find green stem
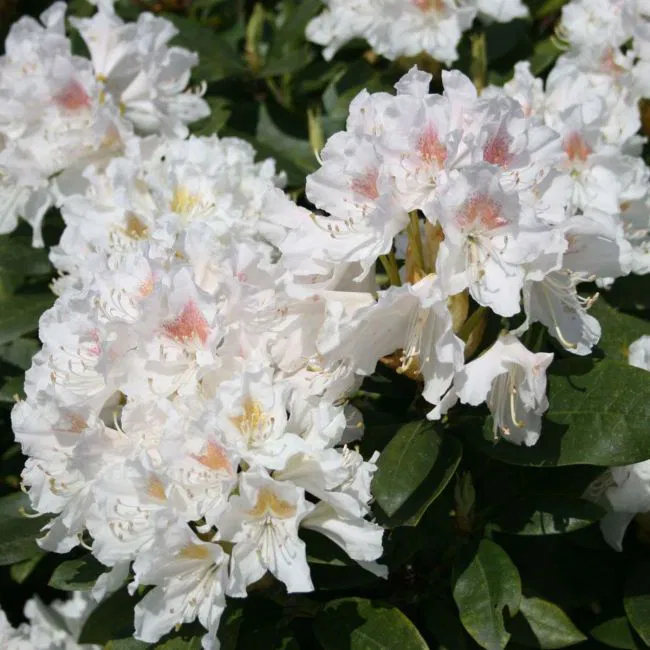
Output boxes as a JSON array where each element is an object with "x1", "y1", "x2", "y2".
[
  {"x1": 379, "y1": 253, "x2": 402, "y2": 287},
  {"x1": 459, "y1": 306, "x2": 488, "y2": 342}
]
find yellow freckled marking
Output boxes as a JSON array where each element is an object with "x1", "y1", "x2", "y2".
[
  {"x1": 248, "y1": 488, "x2": 296, "y2": 519},
  {"x1": 231, "y1": 400, "x2": 269, "y2": 437},
  {"x1": 193, "y1": 441, "x2": 233, "y2": 475},
  {"x1": 170, "y1": 186, "x2": 201, "y2": 214},
  {"x1": 125, "y1": 213, "x2": 149, "y2": 239},
  {"x1": 147, "y1": 476, "x2": 167, "y2": 501},
  {"x1": 180, "y1": 544, "x2": 211, "y2": 560}
]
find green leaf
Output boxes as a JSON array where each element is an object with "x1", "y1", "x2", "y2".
[
  {"x1": 489, "y1": 495, "x2": 605, "y2": 536},
  {"x1": 420, "y1": 598, "x2": 468, "y2": 650},
  {"x1": 260, "y1": 0, "x2": 321, "y2": 77},
  {"x1": 510, "y1": 596, "x2": 587, "y2": 648},
  {"x1": 372, "y1": 421, "x2": 462, "y2": 526},
  {"x1": 485, "y1": 20, "x2": 529, "y2": 63},
  {"x1": 49, "y1": 554, "x2": 107, "y2": 591},
  {"x1": 624, "y1": 561, "x2": 650, "y2": 646},
  {"x1": 9, "y1": 551, "x2": 45, "y2": 583},
  {"x1": 452, "y1": 539, "x2": 521, "y2": 650},
  {"x1": 168, "y1": 16, "x2": 246, "y2": 82},
  {"x1": 217, "y1": 605, "x2": 244, "y2": 650},
  {"x1": 105, "y1": 641, "x2": 149, "y2": 650},
  {"x1": 191, "y1": 97, "x2": 231, "y2": 135},
  {"x1": 302, "y1": 530, "x2": 381, "y2": 590},
  {"x1": 0, "y1": 337, "x2": 40, "y2": 370},
  {"x1": 0, "y1": 238, "x2": 51, "y2": 275},
  {"x1": 591, "y1": 617, "x2": 640, "y2": 650},
  {"x1": 600, "y1": 275, "x2": 650, "y2": 312},
  {"x1": 0, "y1": 376, "x2": 25, "y2": 403},
  {"x1": 0, "y1": 294, "x2": 54, "y2": 346},
  {"x1": 468, "y1": 358, "x2": 650, "y2": 467},
  {"x1": 534, "y1": 0, "x2": 569, "y2": 18},
  {"x1": 529, "y1": 37, "x2": 564, "y2": 76},
  {"x1": 591, "y1": 300, "x2": 649, "y2": 363},
  {"x1": 0, "y1": 492, "x2": 49, "y2": 566},
  {"x1": 254, "y1": 105, "x2": 317, "y2": 185},
  {"x1": 314, "y1": 597, "x2": 428, "y2": 650},
  {"x1": 78, "y1": 587, "x2": 138, "y2": 644},
  {"x1": 156, "y1": 636, "x2": 203, "y2": 649}
]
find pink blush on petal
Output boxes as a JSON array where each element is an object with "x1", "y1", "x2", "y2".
[
  {"x1": 164, "y1": 300, "x2": 210, "y2": 345},
  {"x1": 54, "y1": 80, "x2": 92, "y2": 111}
]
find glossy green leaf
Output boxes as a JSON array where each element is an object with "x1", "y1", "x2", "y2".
[
  {"x1": 9, "y1": 551, "x2": 45, "y2": 583},
  {"x1": 591, "y1": 617, "x2": 640, "y2": 650},
  {"x1": 489, "y1": 495, "x2": 605, "y2": 536},
  {"x1": 591, "y1": 300, "x2": 649, "y2": 362},
  {"x1": 453, "y1": 539, "x2": 521, "y2": 650},
  {"x1": 371, "y1": 420, "x2": 462, "y2": 528},
  {"x1": 534, "y1": 0, "x2": 569, "y2": 17},
  {"x1": 49, "y1": 554, "x2": 107, "y2": 591},
  {"x1": 314, "y1": 598, "x2": 428, "y2": 650},
  {"x1": 78, "y1": 588, "x2": 138, "y2": 644},
  {"x1": 0, "y1": 375, "x2": 24, "y2": 403},
  {"x1": 0, "y1": 294, "x2": 54, "y2": 346},
  {"x1": 0, "y1": 239, "x2": 51, "y2": 275},
  {"x1": 0, "y1": 492, "x2": 49, "y2": 566},
  {"x1": 529, "y1": 37, "x2": 564, "y2": 75},
  {"x1": 168, "y1": 17, "x2": 246, "y2": 82},
  {"x1": 373, "y1": 421, "x2": 444, "y2": 516},
  {"x1": 105, "y1": 641, "x2": 149, "y2": 650},
  {"x1": 470, "y1": 359, "x2": 650, "y2": 467},
  {"x1": 510, "y1": 596, "x2": 587, "y2": 648},
  {"x1": 624, "y1": 561, "x2": 650, "y2": 646},
  {"x1": 192, "y1": 97, "x2": 231, "y2": 135},
  {"x1": 0, "y1": 337, "x2": 40, "y2": 370},
  {"x1": 420, "y1": 598, "x2": 468, "y2": 650}
]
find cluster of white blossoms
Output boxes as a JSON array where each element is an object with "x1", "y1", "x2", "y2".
[
  {"x1": 14, "y1": 130, "x2": 387, "y2": 646},
  {"x1": 497, "y1": 0, "x2": 650, "y2": 277},
  {"x1": 0, "y1": 592, "x2": 99, "y2": 650},
  {"x1": 10, "y1": 6, "x2": 386, "y2": 649},
  {"x1": 0, "y1": 0, "x2": 209, "y2": 245},
  {"x1": 306, "y1": 0, "x2": 529, "y2": 64},
  {"x1": 7, "y1": 0, "x2": 650, "y2": 646}
]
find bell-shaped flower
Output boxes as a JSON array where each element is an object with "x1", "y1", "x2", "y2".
[
  {"x1": 218, "y1": 470, "x2": 314, "y2": 596},
  {"x1": 432, "y1": 333, "x2": 553, "y2": 446}
]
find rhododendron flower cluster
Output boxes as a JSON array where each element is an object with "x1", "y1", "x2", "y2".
[
  {"x1": 0, "y1": 0, "x2": 208, "y2": 245},
  {"x1": 5, "y1": 0, "x2": 650, "y2": 647},
  {"x1": 14, "y1": 129, "x2": 386, "y2": 646},
  {"x1": 306, "y1": 0, "x2": 529, "y2": 64}
]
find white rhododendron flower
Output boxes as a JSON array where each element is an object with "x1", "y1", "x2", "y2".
[
  {"x1": 70, "y1": 0, "x2": 209, "y2": 137},
  {"x1": 0, "y1": 592, "x2": 100, "y2": 650},
  {"x1": 0, "y1": 0, "x2": 207, "y2": 244},
  {"x1": 432, "y1": 334, "x2": 554, "y2": 446},
  {"x1": 306, "y1": 0, "x2": 529, "y2": 64}
]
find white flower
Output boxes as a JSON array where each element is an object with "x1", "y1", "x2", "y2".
[
  {"x1": 0, "y1": 592, "x2": 101, "y2": 650},
  {"x1": 432, "y1": 333, "x2": 554, "y2": 446},
  {"x1": 471, "y1": 0, "x2": 529, "y2": 22},
  {"x1": 132, "y1": 523, "x2": 228, "y2": 650},
  {"x1": 430, "y1": 164, "x2": 540, "y2": 317},
  {"x1": 71, "y1": 0, "x2": 210, "y2": 137},
  {"x1": 306, "y1": 0, "x2": 476, "y2": 65},
  {"x1": 218, "y1": 469, "x2": 315, "y2": 596}
]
